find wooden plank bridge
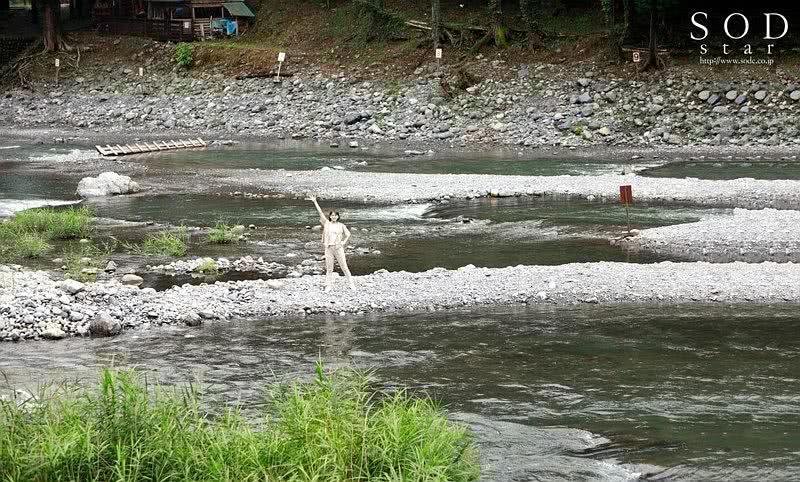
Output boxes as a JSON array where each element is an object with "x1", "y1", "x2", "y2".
[{"x1": 95, "y1": 138, "x2": 207, "y2": 156}]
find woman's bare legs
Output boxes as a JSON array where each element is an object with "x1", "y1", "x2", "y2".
[
  {"x1": 324, "y1": 246, "x2": 335, "y2": 291},
  {"x1": 333, "y1": 246, "x2": 355, "y2": 290}
]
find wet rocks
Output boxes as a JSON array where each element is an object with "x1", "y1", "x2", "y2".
[
  {"x1": 77, "y1": 172, "x2": 141, "y2": 198},
  {"x1": 121, "y1": 274, "x2": 144, "y2": 286},
  {"x1": 88, "y1": 313, "x2": 122, "y2": 337}
]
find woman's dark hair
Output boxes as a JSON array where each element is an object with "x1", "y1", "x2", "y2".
[{"x1": 327, "y1": 211, "x2": 340, "y2": 221}]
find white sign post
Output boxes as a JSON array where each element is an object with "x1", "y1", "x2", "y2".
[
  {"x1": 632, "y1": 51, "x2": 641, "y2": 63},
  {"x1": 276, "y1": 52, "x2": 286, "y2": 83},
  {"x1": 435, "y1": 48, "x2": 442, "y2": 69},
  {"x1": 54, "y1": 58, "x2": 60, "y2": 85},
  {"x1": 138, "y1": 67, "x2": 144, "y2": 77}
]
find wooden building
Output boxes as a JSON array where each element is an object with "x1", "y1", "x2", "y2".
[{"x1": 94, "y1": 0, "x2": 254, "y2": 42}]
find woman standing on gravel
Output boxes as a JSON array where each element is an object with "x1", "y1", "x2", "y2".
[{"x1": 308, "y1": 195, "x2": 356, "y2": 291}]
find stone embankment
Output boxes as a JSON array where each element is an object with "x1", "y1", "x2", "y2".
[{"x1": 4, "y1": 55, "x2": 800, "y2": 149}]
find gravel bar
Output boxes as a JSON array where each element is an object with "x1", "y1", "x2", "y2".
[
  {"x1": 218, "y1": 170, "x2": 800, "y2": 209},
  {"x1": 624, "y1": 208, "x2": 800, "y2": 262},
  {"x1": 3, "y1": 261, "x2": 800, "y2": 341}
]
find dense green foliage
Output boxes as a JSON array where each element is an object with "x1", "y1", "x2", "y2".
[{"x1": 0, "y1": 364, "x2": 480, "y2": 481}]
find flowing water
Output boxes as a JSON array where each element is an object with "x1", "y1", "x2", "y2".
[
  {"x1": 132, "y1": 142, "x2": 637, "y2": 176},
  {"x1": 1, "y1": 304, "x2": 798, "y2": 480},
  {"x1": 4, "y1": 142, "x2": 799, "y2": 479},
  {"x1": 640, "y1": 160, "x2": 800, "y2": 181}
]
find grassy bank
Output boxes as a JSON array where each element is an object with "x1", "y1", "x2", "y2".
[
  {"x1": 0, "y1": 363, "x2": 479, "y2": 481},
  {"x1": 0, "y1": 206, "x2": 92, "y2": 261}
]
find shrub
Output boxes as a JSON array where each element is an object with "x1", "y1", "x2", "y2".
[
  {"x1": 175, "y1": 42, "x2": 193, "y2": 67},
  {"x1": 0, "y1": 364, "x2": 480, "y2": 481}
]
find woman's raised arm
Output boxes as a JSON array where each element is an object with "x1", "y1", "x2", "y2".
[{"x1": 307, "y1": 195, "x2": 327, "y2": 225}]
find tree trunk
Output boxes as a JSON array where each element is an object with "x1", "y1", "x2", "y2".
[
  {"x1": 639, "y1": 4, "x2": 663, "y2": 71},
  {"x1": 431, "y1": 0, "x2": 441, "y2": 51},
  {"x1": 42, "y1": 0, "x2": 62, "y2": 52},
  {"x1": 519, "y1": 0, "x2": 544, "y2": 48},
  {"x1": 648, "y1": 7, "x2": 655, "y2": 60}
]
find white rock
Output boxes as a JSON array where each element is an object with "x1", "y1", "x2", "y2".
[{"x1": 77, "y1": 172, "x2": 141, "y2": 198}]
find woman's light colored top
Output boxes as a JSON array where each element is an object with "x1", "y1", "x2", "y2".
[{"x1": 323, "y1": 221, "x2": 349, "y2": 247}]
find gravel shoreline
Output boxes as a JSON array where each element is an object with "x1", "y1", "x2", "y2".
[
  {"x1": 3, "y1": 261, "x2": 800, "y2": 341},
  {"x1": 624, "y1": 208, "x2": 800, "y2": 262},
  {"x1": 214, "y1": 169, "x2": 800, "y2": 209}
]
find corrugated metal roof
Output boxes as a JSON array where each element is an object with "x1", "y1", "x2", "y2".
[{"x1": 222, "y1": 2, "x2": 254, "y2": 17}]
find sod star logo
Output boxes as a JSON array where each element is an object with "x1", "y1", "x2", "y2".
[{"x1": 690, "y1": 11, "x2": 787, "y2": 57}]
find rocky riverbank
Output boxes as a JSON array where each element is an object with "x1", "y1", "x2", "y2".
[
  {"x1": 5, "y1": 50, "x2": 800, "y2": 150},
  {"x1": 3, "y1": 260, "x2": 800, "y2": 341}
]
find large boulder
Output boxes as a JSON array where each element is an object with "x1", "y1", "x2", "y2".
[
  {"x1": 77, "y1": 172, "x2": 141, "y2": 198},
  {"x1": 89, "y1": 313, "x2": 122, "y2": 337}
]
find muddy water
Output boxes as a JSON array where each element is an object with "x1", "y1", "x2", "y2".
[{"x1": 1, "y1": 304, "x2": 798, "y2": 480}]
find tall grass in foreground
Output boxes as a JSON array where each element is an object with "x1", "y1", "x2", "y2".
[{"x1": 0, "y1": 363, "x2": 479, "y2": 481}]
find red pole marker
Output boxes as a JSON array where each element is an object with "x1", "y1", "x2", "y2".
[
  {"x1": 619, "y1": 185, "x2": 633, "y2": 234},
  {"x1": 619, "y1": 185, "x2": 633, "y2": 204}
]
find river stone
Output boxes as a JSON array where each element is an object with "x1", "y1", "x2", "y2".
[
  {"x1": 791, "y1": 90, "x2": 800, "y2": 101},
  {"x1": 698, "y1": 90, "x2": 711, "y2": 101},
  {"x1": 707, "y1": 94, "x2": 720, "y2": 105},
  {"x1": 734, "y1": 95, "x2": 747, "y2": 105},
  {"x1": 77, "y1": 172, "x2": 141, "y2": 198},
  {"x1": 105, "y1": 260, "x2": 118, "y2": 272},
  {"x1": 754, "y1": 90, "x2": 767, "y2": 101},
  {"x1": 89, "y1": 313, "x2": 122, "y2": 337},
  {"x1": 181, "y1": 312, "x2": 202, "y2": 327},
  {"x1": 266, "y1": 279, "x2": 285, "y2": 289},
  {"x1": 725, "y1": 90, "x2": 738, "y2": 101},
  {"x1": 121, "y1": 274, "x2": 144, "y2": 286},
  {"x1": 40, "y1": 324, "x2": 66, "y2": 340},
  {"x1": 576, "y1": 93, "x2": 592, "y2": 104},
  {"x1": 60, "y1": 279, "x2": 85, "y2": 295}
]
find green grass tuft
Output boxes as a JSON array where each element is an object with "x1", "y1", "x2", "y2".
[
  {"x1": 11, "y1": 206, "x2": 92, "y2": 240},
  {"x1": 126, "y1": 228, "x2": 188, "y2": 257},
  {"x1": 194, "y1": 258, "x2": 219, "y2": 275},
  {"x1": 0, "y1": 363, "x2": 480, "y2": 481},
  {"x1": 3, "y1": 231, "x2": 52, "y2": 259},
  {"x1": 206, "y1": 223, "x2": 238, "y2": 244}
]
